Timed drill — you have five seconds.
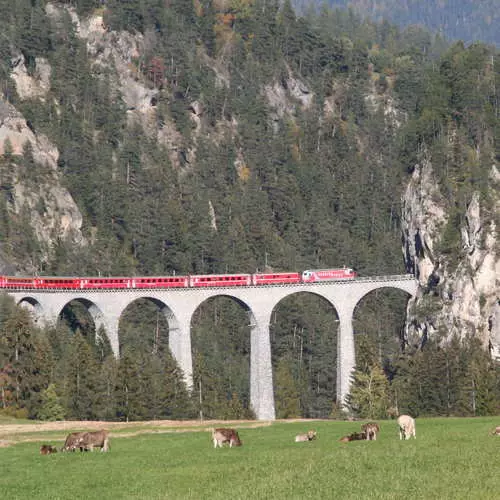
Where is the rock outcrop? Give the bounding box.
[402,154,499,355]
[0,98,85,273]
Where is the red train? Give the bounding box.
[0,268,357,290]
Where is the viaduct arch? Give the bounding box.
[7,275,417,420]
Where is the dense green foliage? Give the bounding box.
[0,294,194,420]
[2,418,500,499]
[0,1,498,419]
[303,0,500,47]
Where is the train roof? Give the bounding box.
[302,268,354,272]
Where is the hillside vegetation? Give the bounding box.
[297,0,500,47]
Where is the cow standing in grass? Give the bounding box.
[211,428,242,448]
[361,422,380,441]
[79,430,110,452]
[61,432,87,452]
[397,415,416,440]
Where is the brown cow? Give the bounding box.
[339,431,367,443]
[361,422,380,441]
[295,430,317,442]
[211,428,242,448]
[40,444,57,455]
[78,430,110,452]
[61,432,87,452]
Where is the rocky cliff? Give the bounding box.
[0,93,85,273]
[402,153,499,355]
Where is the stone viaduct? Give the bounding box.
[5,275,417,420]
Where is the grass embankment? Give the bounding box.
[1,417,499,499]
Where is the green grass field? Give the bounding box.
[1,418,499,499]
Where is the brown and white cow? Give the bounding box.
[211,428,242,448]
[61,432,87,452]
[361,422,380,441]
[78,430,110,452]
[295,430,317,442]
[397,415,416,440]
[339,431,367,443]
[40,444,57,455]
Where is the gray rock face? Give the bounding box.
[0,246,16,274]
[402,155,499,355]
[0,98,85,273]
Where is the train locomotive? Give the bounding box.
[0,268,357,290]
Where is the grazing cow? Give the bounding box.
[61,432,87,452]
[211,428,242,448]
[361,422,380,441]
[40,444,57,455]
[295,430,317,442]
[491,426,500,435]
[78,430,110,452]
[339,432,367,443]
[397,415,416,440]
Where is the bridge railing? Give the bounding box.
[354,274,416,282]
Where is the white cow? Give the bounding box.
[295,430,317,442]
[397,415,416,440]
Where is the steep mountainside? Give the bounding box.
[0,1,498,420]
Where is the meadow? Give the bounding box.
[1,417,499,499]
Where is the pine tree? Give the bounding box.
[347,364,390,419]
[192,351,225,420]
[115,347,148,421]
[141,353,166,420]
[96,355,119,421]
[27,331,55,417]
[38,383,65,421]
[62,330,100,420]
[222,392,253,420]
[274,358,301,418]
[163,350,194,419]
[0,302,37,410]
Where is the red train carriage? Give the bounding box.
[1,276,37,289]
[189,274,252,287]
[80,278,131,289]
[132,276,189,288]
[301,268,357,282]
[252,272,301,285]
[37,277,81,289]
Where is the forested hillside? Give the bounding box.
[0,0,498,421]
[296,0,500,47]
